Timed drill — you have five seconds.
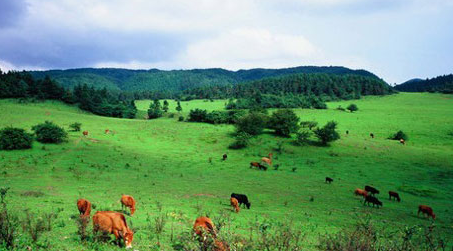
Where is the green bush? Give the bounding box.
[188,109,208,122]
[148,99,163,119]
[0,127,33,150]
[268,109,300,137]
[32,121,67,144]
[178,116,184,122]
[390,130,408,141]
[314,121,340,146]
[69,122,82,132]
[347,104,358,112]
[300,121,318,130]
[229,132,251,149]
[295,130,312,146]
[235,112,268,135]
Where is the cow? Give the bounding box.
[418,205,436,220]
[370,133,374,138]
[364,195,383,208]
[261,153,273,166]
[83,131,88,136]
[93,211,134,248]
[193,216,217,239]
[250,162,267,171]
[354,188,368,198]
[230,197,240,213]
[120,195,136,216]
[222,154,227,161]
[77,198,92,218]
[325,177,333,184]
[388,191,401,202]
[105,129,110,134]
[365,185,379,196]
[231,193,251,209]
[400,139,405,145]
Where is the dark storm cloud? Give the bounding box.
[0,0,28,28]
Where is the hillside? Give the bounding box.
[395,74,453,93]
[1,93,452,250]
[29,66,382,93]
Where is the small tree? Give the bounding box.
[32,121,67,144]
[268,109,300,137]
[300,121,318,130]
[176,101,182,113]
[295,130,312,146]
[390,130,408,141]
[188,109,208,122]
[229,132,251,149]
[163,100,169,113]
[314,121,340,146]
[69,122,82,132]
[148,99,163,119]
[0,127,33,150]
[235,112,268,136]
[347,104,358,113]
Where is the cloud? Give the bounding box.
[0,0,28,28]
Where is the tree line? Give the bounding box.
[395,74,453,94]
[0,70,137,118]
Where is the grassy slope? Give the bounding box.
[0,93,452,250]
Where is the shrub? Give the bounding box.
[347,104,358,112]
[314,121,340,146]
[336,106,345,111]
[390,130,408,141]
[148,99,163,119]
[300,121,318,130]
[0,188,18,250]
[68,122,82,132]
[32,121,67,144]
[235,112,268,135]
[295,130,311,146]
[0,127,33,150]
[229,132,251,149]
[268,109,300,137]
[178,116,184,122]
[205,111,229,124]
[188,109,208,122]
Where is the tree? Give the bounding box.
[69,122,82,132]
[347,104,358,112]
[294,130,311,146]
[300,121,318,130]
[314,121,340,146]
[188,109,207,122]
[176,101,182,113]
[268,109,300,137]
[228,132,251,149]
[163,100,169,113]
[147,99,163,119]
[235,112,268,136]
[31,121,67,144]
[0,127,33,150]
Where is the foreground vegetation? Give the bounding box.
[0,93,452,250]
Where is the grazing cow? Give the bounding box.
[230,197,240,213]
[365,185,379,196]
[231,193,251,209]
[354,188,368,198]
[325,177,333,184]
[105,129,110,134]
[93,211,134,248]
[222,154,227,161]
[400,139,405,145]
[250,162,267,171]
[193,216,217,239]
[418,205,436,220]
[388,191,401,202]
[83,130,88,136]
[261,153,273,166]
[370,133,374,138]
[364,195,383,208]
[120,195,136,216]
[77,198,92,217]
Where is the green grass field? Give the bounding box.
[1,93,452,250]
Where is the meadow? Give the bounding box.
[0,92,452,250]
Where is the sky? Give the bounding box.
[0,0,452,84]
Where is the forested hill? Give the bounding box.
[395,74,453,93]
[29,66,381,92]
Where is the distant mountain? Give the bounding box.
[395,74,453,93]
[30,66,382,93]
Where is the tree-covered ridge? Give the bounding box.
[29,66,381,93]
[0,70,137,118]
[395,74,453,94]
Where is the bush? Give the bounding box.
[188,109,208,122]
[314,121,340,146]
[390,130,408,141]
[295,130,312,146]
[300,121,318,130]
[148,99,163,119]
[178,116,184,122]
[32,121,67,144]
[0,188,18,250]
[268,109,300,137]
[336,106,345,111]
[205,111,229,124]
[0,127,33,150]
[229,132,251,149]
[69,122,82,132]
[347,104,358,112]
[235,112,268,135]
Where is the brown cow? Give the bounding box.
[230,197,240,213]
[77,198,92,217]
[400,139,405,145]
[193,216,217,239]
[418,205,436,220]
[83,130,88,136]
[388,191,401,202]
[93,211,134,248]
[354,188,368,198]
[105,129,110,134]
[261,153,273,166]
[120,195,136,216]
[250,162,267,171]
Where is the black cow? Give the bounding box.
[388,191,401,202]
[370,133,374,138]
[325,177,333,184]
[365,185,379,196]
[222,154,228,161]
[364,195,382,208]
[231,193,251,209]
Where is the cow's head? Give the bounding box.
[432,213,436,220]
[120,229,134,249]
[246,202,251,209]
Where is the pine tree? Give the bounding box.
[148,99,163,119]
[163,100,169,113]
[176,101,182,113]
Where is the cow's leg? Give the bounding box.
[113,229,122,247]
